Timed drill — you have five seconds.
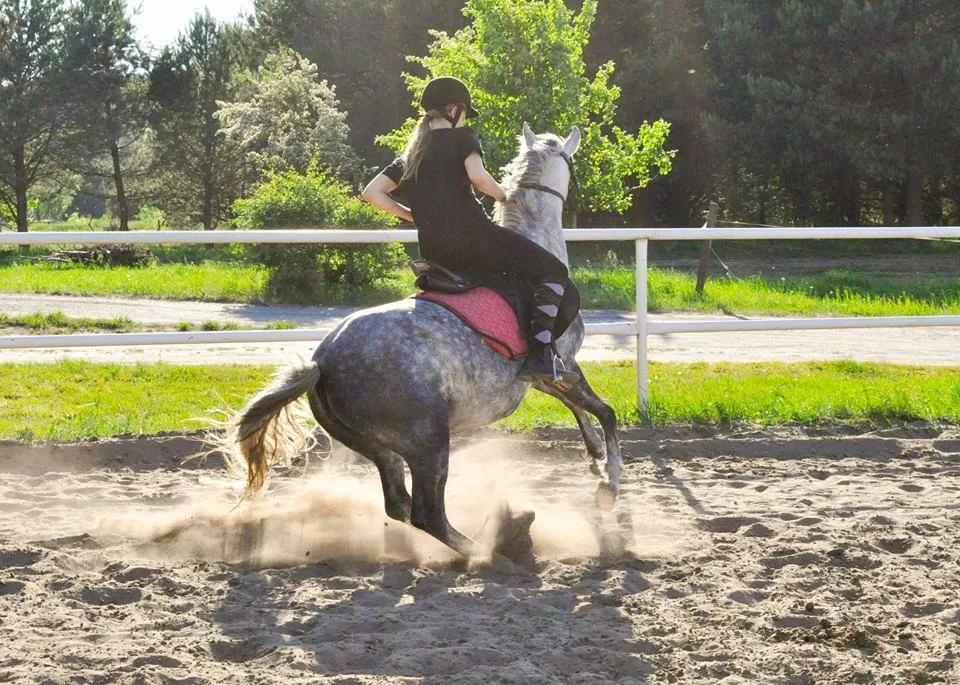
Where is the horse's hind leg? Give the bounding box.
[306,390,411,522]
[401,426,475,555]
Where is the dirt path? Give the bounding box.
[2,293,959,366]
[1,427,958,683]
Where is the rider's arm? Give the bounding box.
[361,174,414,223]
[464,152,506,202]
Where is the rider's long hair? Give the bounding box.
[400,103,466,184]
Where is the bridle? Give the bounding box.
[517,150,576,205]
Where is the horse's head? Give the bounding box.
[499,123,580,208]
[496,123,580,249]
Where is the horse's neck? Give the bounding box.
[499,193,569,266]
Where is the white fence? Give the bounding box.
[2,226,960,409]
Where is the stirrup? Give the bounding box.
[548,346,580,391]
[518,344,580,391]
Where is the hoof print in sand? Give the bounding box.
[209,638,274,664]
[696,516,761,534]
[0,548,43,569]
[78,584,143,606]
[35,533,102,550]
[0,580,26,595]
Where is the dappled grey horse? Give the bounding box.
[222,124,623,559]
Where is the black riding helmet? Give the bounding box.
[419,76,480,120]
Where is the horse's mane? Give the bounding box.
[495,133,565,229]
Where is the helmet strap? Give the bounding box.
[443,105,463,127]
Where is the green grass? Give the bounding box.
[2,239,959,314]
[1,360,957,441]
[500,360,960,429]
[0,311,301,334]
[0,258,414,304]
[0,311,136,333]
[0,361,275,441]
[575,266,960,315]
[0,261,271,302]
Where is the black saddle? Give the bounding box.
[410,259,483,294]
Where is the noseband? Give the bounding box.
[517,150,575,204]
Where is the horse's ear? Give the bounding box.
[522,122,537,148]
[563,126,581,157]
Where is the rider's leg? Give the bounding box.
[518,281,581,390]
[422,222,582,390]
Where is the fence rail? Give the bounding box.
[3,227,959,408]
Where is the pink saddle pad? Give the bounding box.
[414,287,528,360]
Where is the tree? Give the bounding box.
[380,0,673,224]
[148,11,245,229]
[248,0,467,166]
[0,0,67,232]
[699,0,960,227]
[63,0,148,230]
[585,0,714,227]
[216,47,360,180]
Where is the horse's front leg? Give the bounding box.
[534,361,623,509]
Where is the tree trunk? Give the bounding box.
[110,140,130,231]
[882,180,898,226]
[202,173,214,230]
[13,145,28,233]
[905,154,923,227]
[843,174,861,227]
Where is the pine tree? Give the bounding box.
[63,0,148,230]
[0,0,67,232]
[148,11,245,229]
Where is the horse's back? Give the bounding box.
[313,299,527,434]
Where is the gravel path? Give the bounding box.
[1,293,958,366]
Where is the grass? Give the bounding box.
[500,360,960,429]
[0,360,276,441]
[0,261,272,302]
[0,312,301,334]
[0,311,136,333]
[575,267,960,315]
[1,359,957,441]
[2,256,958,317]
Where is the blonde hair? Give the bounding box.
[400,103,466,184]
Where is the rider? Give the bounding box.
[362,76,580,390]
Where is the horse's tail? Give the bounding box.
[221,361,322,499]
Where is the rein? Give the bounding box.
[517,151,576,204]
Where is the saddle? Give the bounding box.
[411,260,529,360]
[410,259,481,294]
[410,260,581,362]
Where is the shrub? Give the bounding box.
[233,165,406,300]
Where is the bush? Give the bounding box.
[233,166,406,299]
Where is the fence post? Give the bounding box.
[636,237,649,413]
[695,201,719,295]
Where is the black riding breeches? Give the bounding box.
[418,221,569,284]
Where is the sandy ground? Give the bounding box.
[2,293,959,366]
[1,427,959,684]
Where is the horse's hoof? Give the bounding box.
[589,459,603,477]
[595,481,618,511]
[473,551,527,576]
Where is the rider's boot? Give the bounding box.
[518,282,581,391]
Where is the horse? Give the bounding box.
[220,123,624,561]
